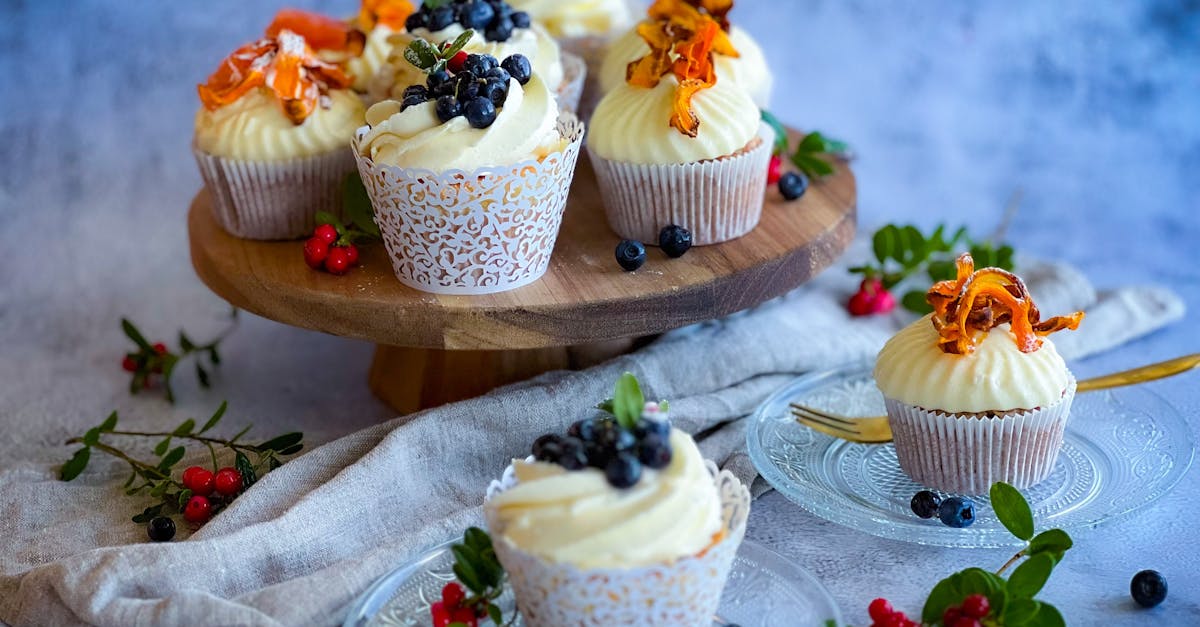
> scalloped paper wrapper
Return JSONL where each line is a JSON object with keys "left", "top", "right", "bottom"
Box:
{"left": 193, "top": 146, "right": 355, "bottom": 240}
{"left": 885, "top": 376, "right": 1077, "bottom": 494}
{"left": 587, "top": 123, "right": 774, "bottom": 246}
{"left": 556, "top": 52, "right": 588, "bottom": 115}
{"left": 483, "top": 460, "right": 751, "bottom": 626}
{"left": 352, "top": 114, "right": 585, "bottom": 295}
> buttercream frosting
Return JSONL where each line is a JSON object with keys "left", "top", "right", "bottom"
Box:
{"left": 507, "top": 0, "right": 635, "bottom": 39}
{"left": 344, "top": 24, "right": 397, "bottom": 92}
{"left": 194, "top": 87, "right": 364, "bottom": 161}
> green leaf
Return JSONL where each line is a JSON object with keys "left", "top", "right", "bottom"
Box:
{"left": 131, "top": 504, "right": 164, "bottom": 524}
{"left": 444, "top": 30, "right": 474, "bottom": 58}
{"left": 177, "top": 489, "right": 193, "bottom": 510}
{"left": 150, "top": 481, "right": 170, "bottom": 497}
{"left": 792, "top": 153, "right": 834, "bottom": 178}
{"left": 596, "top": 398, "right": 615, "bottom": 413}
{"left": 200, "top": 401, "right": 227, "bottom": 434}
{"left": 896, "top": 225, "right": 927, "bottom": 268}
{"left": 60, "top": 447, "right": 91, "bottom": 481}
{"left": 343, "top": 174, "right": 380, "bottom": 238}
{"left": 179, "top": 331, "right": 196, "bottom": 352}
{"left": 465, "top": 527, "right": 491, "bottom": 551}
{"left": 1024, "top": 601, "right": 1066, "bottom": 627}
{"left": 409, "top": 39, "right": 438, "bottom": 69}
{"left": 873, "top": 225, "right": 897, "bottom": 264}
{"left": 122, "top": 469, "right": 138, "bottom": 489}
{"left": 1005, "top": 598, "right": 1040, "bottom": 625}
{"left": 1008, "top": 553, "right": 1055, "bottom": 599}
{"left": 315, "top": 211, "right": 340, "bottom": 227}
{"left": 922, "top": 568, "right": 1007, "bottom": 624}
{"left": 208, "top": 346, "right": 221, "bottom": 365}
{"left": 927, "top": 259, "right": 957, "bottom": 282}
{"left": 1027, "top": 528, "right": 1073, "bottom": 562}
{"left": 196, "top": 363, "right": 210, "bottom": 388}
{"left": 658, "top": 399, "right": 668, "bottom": 412}
{"left": 99, "top": 411, "right": 118, "bottom": 433}
{"left": 278, "top": 443, "right": 304, "bottom": 456}
{"left": 121, "top": 318, "right": 153, "bottom": 351}
{"left": 158, "top": 446, "right": 186, "bottom": 472}
{"left": 990, "top": 482, "right": 1035, "bottom": 541}
{"left": 451, "top": 545, "right": 484, "bottom": 593}
{"left": 257, "top": 432, "right": 304, "bottom": 452}
{"left": 230, "top": 423, "right": 253, "bottom": 444}
{"left": 759, "top": 109, "right": 789, "bottom": 155}
{"left": 402, "top": 47, "right": 424, "bottom": 70}
{"left": 902, "top": 290, "right": 933, "bottom": 314}
{"left": 172, "top": 419, "right": 196, "bottom": 437}
{"left": 798, "top": 131, "right": 827, "bottom": 153}
{"left": 611, "top": 373, "right": 645, "bottom": 429}
{"left": 82, "top": 427, "right": 102, "bottom": 447}
{"left": 235, "top": 451, "right": 257, "bottom": 489}
{"left": 477, "top": 547, "right": 502, "bottom": 587}
{"left": 486, "top": 603, "right": 502, "bottom": 625}
{"left": 154, "top": 437, "right": 171, "bottom": 456}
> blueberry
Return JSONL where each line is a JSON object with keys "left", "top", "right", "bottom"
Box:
{"left": 402, "top": 85, "right": 429, "bottom": 101}
{"left": 615, "top": 240, "right": 646, "bottom": 271}
{"left": 557, "top": 437, "right": 588, "bottom": 471}
{"left": 778, "top": 171, "right": 809, "bottom": 201}
{"left": 435, "top": 95, "right": 462, "bottom": 122}
{"left": 405, "top": 11, "right": 428, "bottom": 32}
{"left": 937, "top": 496, "right": 976, "bottom": 528}
{"left": 146, "top": 516, "right": 176, "bottom": 542}
{"left": 428, "top": 5, "right": 456, "bottom": 31}
{"left": 598, "top": 424, "right": 637, "bottom": 452}
{"left": 584, "top": 440, "right": 611, "bottom": 468}
{"left": 401, "top": 93, "right": 428, "bottom": 111}
{"left": 531, "top": 433, "right": 562, "bottom": 461}
{"left": 460, "top": 1, "right": 496, "bottom": 30}
{"left": 1131, "top": 570, "right": 1167, "bottom": 608}
{"left": 464, "top": 97, "right": 497, "bottom": 128}
{"left": 479, "top": 80, "right": 508, "bottom": 107}
{"left": 486, "top": 17, "right": 515, "bottom": 42}
{"left": 501, "top": 54, "right": 532, "bottom": 85}
{"left": 512, "top": 11, "right": 532, "bottom": 29}
{"left": 426, "top": 69, "right": 452, "bottom": 90}
{"left": 462, "top": 54, "right": 497, "bottom": 77}
{"left": 485, "top": 67, "right": 511, "bottom": 85}
{"left": 637, "top": 434, "right": 673, "bottom": 469}
{"left": 604, "top": 453, "right": 643, "bottom": 489}
{"left": 457, "top": 79, "right": 481, "bottom": 103}
{"left": 634, "top": 417, "right": 671, "bottom": 440}
{"left": 910, "top": 490, "right": 941, "bottom": 519}
{"left": 568, "top": 417, "right": 603, "bottom": 442}
{"left": 658, "top": 224, "right": 693, "bottom": 258}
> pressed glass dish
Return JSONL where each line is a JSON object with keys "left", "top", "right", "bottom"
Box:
{"left": 746, "top": 361, "right": 1195, "bottom": 548}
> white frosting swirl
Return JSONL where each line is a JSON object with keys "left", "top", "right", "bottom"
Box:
{"left": 588, "top": 75, "right": 761, "bottom": 164}
{"left": 874, "top": 315, "right": 1072, "bottom": 413}
{"left": 599, "top": 24, "right": 773, "bottom": 108}
{"left": 193, "top": 88, "right": 364, "bottom": 161}
{"left": 344, "top": 24, "right": 397, "bottom": 93}
{"left": 507, "top": 0, "right": 635, "bottom": 38}
{"left": 358, "top": 73, "right": 563, "bottom": 170}
{"left": 486, "top": 428, "right": 723, "bottom": 569}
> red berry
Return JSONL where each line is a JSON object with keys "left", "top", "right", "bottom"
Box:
{"left": 304, "top": 237, "right": 330, "bottom": 270}
{"left": 449, "top": 607, "right": 477, "bottom": 627}
{"left": 152, "top": 342, "right": 168, "bottom": 355}
{"left": 868, "top": 598, "right": 895, "bottom": 621}
{"left": 344, "top": 243, "right": 360, "bottom": 266}
{"left": 314, "top": 224, "right": 339, "bottom": 245}
{"left": 441, "top": 582, "right": 466, "bottom": 608}
{"left": 848, "top": 290, "right": 874, "bottom": 316}
{"left": 325, "top": 246, "right": 353, "bottom": 275}
{"left": 122, "top": 356, "right": 137, "bottom": 372}
{"left": 872, "top": 288, "right": 897, "bottom": 314}
{"left": 448, "top": 50, "right": 469, "bottom": 74}
{"left": 181, "top": 466, "right": 214, "bottom": 496}
{"left": 767, "top": 154, "right": 783, "bottom": 184}
{"left": 213, "top": 467, "right": 242, "bottom": 496}
{"left": 961, "top": 594, "right": 990, "bottom": 618}
{"left": 183, "top": 495, "right": 212, "bottom": 523}
{"left": 860, "top": 277, "right": 884, "bottom": 293}
{"left": 943, "top": 607, "right": 963, "bottom": 626}
{"left": 430, "top": 601, "right": 451, "bottom": 627}
{"left": 951, "top": 617, "right": 981, "bottom": 627}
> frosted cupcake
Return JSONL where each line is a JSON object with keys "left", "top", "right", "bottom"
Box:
{"left": 587, "top": 12, "right": 772, "bottom": 245}
{"left": 874, "top": 254, "right": 1086, "bottom": 494}
{"left": 376, "top": 0, "right": 586, "bottom": 113}
{"left": 485, "top": 373, "right": 750, "bottom": 626}
{"left": 194, "top": 30, "right": 365, "bottom": 240}
{"left": 600, "top": 0, "right": 773, "bottom": 108}
{"left": 352, "top": 44, "right": 584, "bottom": 294}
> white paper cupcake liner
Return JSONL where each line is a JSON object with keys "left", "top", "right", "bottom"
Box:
{"left": 193, "top": 146, "right": 355, "bottom": 240}
{"left": 558, "top": 34, "right": 612, "bottom": 122}
{"left": 885, "top": 376, "right": 1077, "bottom": 494}
{"left": 556, "top": 52, "right": 588, "bottom": 115}
{"left": 351, "top": 114, "right": 585, "bottom": 295}
{"left": 587, "top": 123, "right": 774, "bottom": 246}
{"left": 484, "top": 459, "right": 750, "bottom": 627}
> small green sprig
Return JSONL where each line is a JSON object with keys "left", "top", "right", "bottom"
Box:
{"left": 595, "top": 373, "right": 668, "bottom": 429}
{"left": 314, "top": 174, "right": 383, "bottom": 246}
{"left": 449, "top": 527, "right": 514, "bottom": 626}
{"left": 404, "top": 30, "right": 473, "bottom": 74}
{"left": 59, "top": 402, "right": 304, "bottom": 525}
{"left": 120, "top": 310, "right": 238, "bottom": 403}
{"left": 761, "top": 110, "right": 851, "bottom": 178}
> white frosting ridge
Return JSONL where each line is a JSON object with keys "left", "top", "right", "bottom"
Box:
{"left": 194, "top": 88, "right": 364, "bottom": 161}
{"left": 508, "top": 0, "right": 635, "bottom": 38}
{"left": 345, "top": 25, "right": 397, "bottom": 93}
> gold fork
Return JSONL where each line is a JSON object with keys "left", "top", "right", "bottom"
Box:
{"left": 790, "top": 353, "right": 1200, "bottom": 444}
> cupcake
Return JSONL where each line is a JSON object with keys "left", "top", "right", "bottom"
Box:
{"left": 375, "top": 1, "right": 586, "bottom": 113}
{"left": 194, "top": 30, "right": 365, "bottom": 240}
{"left": 266, "top": 1, "right": 417, "bottom": 97}
{"left": 874, "top": 254, "right": 1086, "bottom": 494}
{"left": 599, "top": 1, "right": 773, "bottom": 108}
{"left": 587, "top": 11, "right": 772, "bottom": 245}
{"left": 484, "top": 373, "right": 750, "bottom": 626}
{"left": 352, "top": 44, "right": 584, "bottom": 294}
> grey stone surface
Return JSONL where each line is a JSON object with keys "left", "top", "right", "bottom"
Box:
{"left": 1, "top": 0, "right": 1197, "bottom": 625}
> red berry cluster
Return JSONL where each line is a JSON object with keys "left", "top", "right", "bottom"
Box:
{"left": 304, "top": 224, "right": 360, "bottom": 276}
{"left": 180, "top": 465, "right": 243, "bottom": 524}
{"left": 848, "top": 277, "right": 897, "bottom": 316}
{"left": 943, "top": 594, "right": 991, "bottom": 627}
{"left": 868, "top": 598, "right": 918, "bottom": 627}
{"left": 122, "top": 342, "right": 169, "bottom": 375}
{"left": 430, "top": 582, "right": 481, "bottom": 627}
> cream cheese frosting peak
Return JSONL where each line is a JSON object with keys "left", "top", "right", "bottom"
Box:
{"left": 195, "top": 87, "right": 364, "bottom": 160}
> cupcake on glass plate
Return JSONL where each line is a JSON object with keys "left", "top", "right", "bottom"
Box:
{"left": 587, "top": 8, "right": 773, "bottom": 245}
{"left": 600, "top": 0, "right": 773, "bottom": 108}
{"left": 352, "top": 37, "right": 584, "bottom": 294}
{"left": 484, "top": 373, "right": 751, "bottom": 626}
{"left": 265, "top": 0, "right": 417, "bottom": 99}
{"left": 375, "top": 0, "right": 587, "bottom": 114}
{"left": 194, "top": 30, "right": 365, "bottom": 240}
{"left": 874, "top": 253, "right": 1086, "bottom": 494}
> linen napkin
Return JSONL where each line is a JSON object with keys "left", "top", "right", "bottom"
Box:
{"left": 0, "top": 248, "right": 1183, "bottom": 626}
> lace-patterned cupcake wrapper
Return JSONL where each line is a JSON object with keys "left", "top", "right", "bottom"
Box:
{"left": 587, "top": 123, "right": 774, "bottom": 246}
{"left": 352, "top": 114, "right": 585, "bottom": 295}
{"left": 484, "top": 460, "right": 750, "bottom": 627}
{"left": 885, "top": 376, "right": 1077, "bottom": 494}
{"left": 556, "top": 52, "right": 588, "bottom": 115}
{"left": 193, "top": 146, "right": 355, "bottom": 241}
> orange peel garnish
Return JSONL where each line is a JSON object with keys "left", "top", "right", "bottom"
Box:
{"left": 672, "top": 18, "right": 721, "bottom": 85}
{"left": 627, "top": 9, "right": 731, "bottom": 136}
{"left": 927, "top": 253, "right": 1084, "bottom": 355}
{"left": 626, "top": 21, "right": 677, "bottom": 88}
{"left": 670, "top": 79, "right": 707, "bottom": 137}
{"left": 647, "top": 0, "right": 738, "bottom": 56}
{"left": 357, "top": 0, "right": 416, "bottom": 31}
{"left": 267, "top": 9, "right": 366, "bottom": 56}
{"left": 198, "top": 30, "right": 353, "bottom": 125}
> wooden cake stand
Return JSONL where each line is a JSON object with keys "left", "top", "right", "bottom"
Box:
{"left": 188, "top": 133, "right": 857, "bottom": 414}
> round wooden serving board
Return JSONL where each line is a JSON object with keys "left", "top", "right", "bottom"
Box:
{"left": 189, "top": 130, "right": 857, "bottom": 413}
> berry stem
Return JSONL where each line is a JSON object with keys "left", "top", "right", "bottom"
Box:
{"left": 97, "top": 430, "right": 261, "bottom": 454}
{"left": 995, "top": 550, "right": 1026, "bottom": 576}
{"left": 66, "top": 439, "right": 184, "bottom": 488}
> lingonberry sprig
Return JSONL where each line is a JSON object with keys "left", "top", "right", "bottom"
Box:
{"left": 761, "top": 109, "right": 851, "bottom": 179}
{"left": 434, "top": 527, "right": 513, "bottom": 627}
{"left": 305, "top": 174, "right": 383, "bottom": 275}
{"left": 60, "top": 402, "right": 304, "bottom": 535}
{"left": 120, "top": 310, "right": 238, "bottom": 403}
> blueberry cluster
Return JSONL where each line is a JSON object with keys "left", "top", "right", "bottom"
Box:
{"left": 406, "top": 0, "right": 533, "bottom": 42}
{"left": 401, "top": 53, "right": 532, "bottom": 129}
{"left": 911, "top": 490, "right": 976, "bottom": 528}
{"left": 531, "top": 416, "right": 673, "bottom": 489}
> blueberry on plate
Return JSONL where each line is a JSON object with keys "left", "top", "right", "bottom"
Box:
{"left": 615, "top": 240, "right": 646, "bottom": 271}
{"left": 435, "top": 95, "right": 462, "bottom": 122}
{"left": 479, "top": 80, "right": 508, "bottom": 107}
{"left": 637, "top": 434, "right": 673, "bottom": 469}
{"left": 910, "top": 490, "right": 941, "bottom": 519}
{"left": 460, "top": 0, "right": 495, "bottom": 30}
{"left": 501, "top": 54, "right": 532, "bottom": 85}
{"left": 511, "top": 11, "right": 531, "bottom": 29}
{"left": 1131, "top": 570, "right": 1167, "bottom": 608}
{"left": 778, "top": 171, "right": 809, "bottom": 201}
{"left": 464, "top": 97, "right": 497, "bottom": 128}
{"left": 146, "top": 516, "right": 176, "bottom": 542}
{"left": 658, "top": 224, "right": 693, "bottom": 258}
{"left": 937, "top": 496, "right": 976, "bottom": 528}
{"left": 605, "top": 453, "right": 642, "bottom": 489}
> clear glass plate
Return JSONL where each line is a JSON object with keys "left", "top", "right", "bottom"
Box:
{"left": 746, "top": 361, "right": 1196, "bottom": 548}
{"left": 343, "top": 539, "right": 842, "bottom": 627}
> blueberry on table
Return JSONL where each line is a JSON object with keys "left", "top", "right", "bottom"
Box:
{"left": 464, "top": 97, "right": 497, "bottom": 128}
{"left": 910, "top": 490, "right": 941, "bottom": 519}
{"left": 146, "top": 516, "right": 175, "bottom": 542}
{"left": 937, "top": 496, "right": 976, "bottom": 528}
{"left": 512, "top": 11, "right": 532, "bottom": 29}
{"left": 615, "top": 240, "right": 646, "bottom": 271}
{"left": 658, "top": 224, "right": 693, "bottom": 258}
{"left": 435, "top": 95, "right": 462, "bottom": 122}
{"left": 501, "top": 54, "right": 532, "bottom": 85}
{"left": 778, "top": 171, "right": 809, "bottom": 201}
{"left": 1131, "top": 570, "right": 1167, "bottom": 608}
{"left": 605, "top": 453, "right": 643, "bottom": 489}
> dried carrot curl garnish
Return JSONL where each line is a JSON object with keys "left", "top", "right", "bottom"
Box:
{"left": 198, "top": 30, "right": 353, "bottom": 125}
{"left": 358, "top": 0, "right": 416, "bottom": 31}
{"left": 627, "top": 9, "right": 729, "bottom": 136}
{"left": 626, "top": 20, "right": 677, "bottom": 88}
{"left": 267, "top": 9, "right": 366, "bottom": 55}
{"left": 927, "top": 253, "right": 1084, "bottom": 355}
{"left": 647, "top": 0, "right": 739, "bottom": 56}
